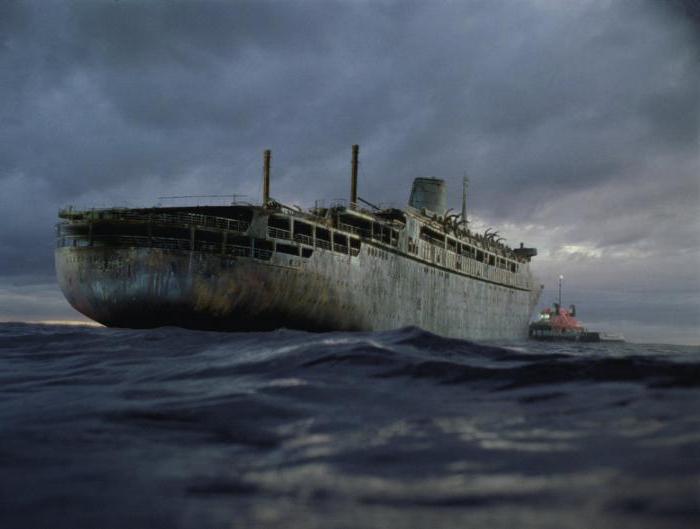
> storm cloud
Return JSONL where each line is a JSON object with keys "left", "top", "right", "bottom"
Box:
{"left": 0, "top": 0, "right": 698, "bottom": 343}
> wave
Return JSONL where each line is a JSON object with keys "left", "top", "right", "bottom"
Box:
{"left": 2, "top": 322, "right": 699, "bottom": 529}
{"left": 1, "top": 322, "right": 697, "bottom": 390}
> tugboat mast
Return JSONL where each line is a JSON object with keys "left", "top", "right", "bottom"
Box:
{"left": 558, "top": 274, "right": 564, "bottom": 307}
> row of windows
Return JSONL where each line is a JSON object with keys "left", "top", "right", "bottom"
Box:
{"left": 367, "top": 246, "right": 390, "bottom": 260}
{"left": 267, "top": 217, "right": 361, "bottom": 256}
{"left": 55, "top": 231, "right": 316, "bottom": 262}
{"left": 409, "top": 235, "right": 519, "bottom": 273}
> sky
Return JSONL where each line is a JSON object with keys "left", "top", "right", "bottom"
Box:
{"left": 0, "top": 0, "right": 698, "bottom": 344}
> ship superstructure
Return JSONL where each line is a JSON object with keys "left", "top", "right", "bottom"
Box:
{"left": 55, "top": 146, "right": 541, "bottom": 340}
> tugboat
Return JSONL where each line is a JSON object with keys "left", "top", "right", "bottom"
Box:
{"left": 528, "top": 303, "right": 601, "bottom": 342}
{"left": 528, "top": 275, "right": 624, "bottom": 342}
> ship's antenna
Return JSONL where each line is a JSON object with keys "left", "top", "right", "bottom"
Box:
{"left": 351, "top": 144, "right": 359, "bottom": 209}
{"left": 263, "top": 149, "right": 271, "bottom": 206}
{"left": 461, "top": 173, "right": 469, "bottom": 227}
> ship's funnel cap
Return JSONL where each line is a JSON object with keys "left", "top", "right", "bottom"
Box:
{"left": 409, "top": 177, "right": 447, "bottom": 215}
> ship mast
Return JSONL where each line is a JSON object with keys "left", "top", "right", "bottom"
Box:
{"left": 351, "top": 144, "right": 359, "bottom": 209}
{"left": 461, "top": 174, "right": 469, "bottom": 227}
{"left": 262, "top": 149, "right": 271, "bottom": 205}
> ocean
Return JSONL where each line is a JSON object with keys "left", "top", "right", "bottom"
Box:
{"left": 0, "top": 322, "right": 698, "bottom": 529}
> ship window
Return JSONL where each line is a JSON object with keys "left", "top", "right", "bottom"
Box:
{"left": 196, "top": 229, "right": 220, "bottom": 243}
{"left": 488, "top": 254, "right": 495, "bottom": 266}
{"left": 382, "top": 228, "right": 391, "bottom": 245}
{"left": 222, "top": 207, "right": 254, "bottom": 223}
{"left": 420, "top": 227, "right": 444, "bottom": 245}
{"left": 293, "top": 221, "right": 313, "bottom": 245}
{"left": 226, "top": 235, "right": 251, "bottom": 256}
{"left": 339, "top": 214, "right": 371, "bottom": 237}
{"left": 253, "top": 238, "right": 273, "bottom": 260}
{"left": 316, "top": 228, "right": 331, "bottom": 250}
{"left": 301, "top": 248, "right": 313, "bottom": 258}
{"left": 93, "top": 223, "right": 149, "bottom": 237}
{"left": 476, "top": 250, "right": 484, "bottom": 262}
{"left": 447, "top": 238, "right": 457, "bottom": 252}
{"left": 294, "top": 221, "right": 312, "bottom": 235}
{"left": 151, "top": 226, "right": 189, "bottom": 240}
{"left": 276, "top": 243, "right": 299, "bottom": 256}
{"left": 62, "top": 224, "right": 89, "bottom": 238}
{"left": 333, "top": 232, "right": 348, "bottom": 253}
{"left": 268, "top": 215, "right": 290, "bottom": 230}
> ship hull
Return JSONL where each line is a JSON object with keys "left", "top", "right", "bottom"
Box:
{"left": 56, "top": 244, "right": 540, "bottom": 340}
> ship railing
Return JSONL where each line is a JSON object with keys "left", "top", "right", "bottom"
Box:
{"left": 293, "top": 233, "right": 313, "bottom": 246}
{"left": 275, "top": 204, "right": 314, "bottom": 220}
{"left": 194, "top": 242, "right": 220, "bottom": 252}
{"left": 253, "top": 248, "right": 272, "bottom": 260}
{"left": 75, "top": 235, "right": 193, "bottom": 251}
{"left": 268, "top": 226, "right": 291, "bottom": 239}
{"left": 337, "top": 222, "right": 370, "bottom": 238}
{"left": 333, "top": 243, "right": 349, "bottom": 254}
{"left": 222, "top": 244, "right": 272, "bottom": 260}
{"left": 407, "top": 241, "right": 531, "bottom": 290}
{"left": 315, "top": 239, "right": 331, "bottom": 251}
{"left": 420, "top": 233, "right": 444, "bottom": 247}
{"left": 80, "top": 209, "right": 251, "bottom": 233}
{"left": 58, "top": 233, "right": 277, "bottom": 262}
{"left": 150, "top": 236, "right": 191, "bottom": 250}
{"left": 56, "top": 235, "right": 90, "bottom": 248}
{"left": 223, "top": 244, "right": 251, "bottom": 257}
{"left": 153, "top": 212, "right": 249, "bottom": 233}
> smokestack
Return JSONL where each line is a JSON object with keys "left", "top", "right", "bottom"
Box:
{"left": 351, "top": 144, "right": 359, "bottom": 208}
{"left": 263, "top": 149, "right": 271, "bottom": 205}
{"left": 408, "top": 177, "right": 447, "bottom": 214}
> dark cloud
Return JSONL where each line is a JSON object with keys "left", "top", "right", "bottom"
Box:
{"left": 0, "top": 0, "right": 697, "bottom": 343}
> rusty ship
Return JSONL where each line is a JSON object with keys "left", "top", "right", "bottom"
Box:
{"left": 55, "top": 146, "right": 541, "bottom": 340}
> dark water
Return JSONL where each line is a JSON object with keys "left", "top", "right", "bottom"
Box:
{"left": 1, "top": 323, "right": 698, "bottom": 529}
